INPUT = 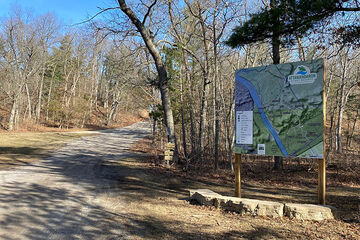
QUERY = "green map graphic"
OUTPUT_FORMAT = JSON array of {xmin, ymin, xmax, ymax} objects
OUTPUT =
[{"xmin": 235, "ymin": 59, "xmax": 324, "ymax": 158}]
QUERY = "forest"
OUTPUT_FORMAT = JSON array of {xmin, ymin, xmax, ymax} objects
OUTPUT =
[{"xmin": 0, "ymin": 0, "xmax": 359, "ymax": 171}]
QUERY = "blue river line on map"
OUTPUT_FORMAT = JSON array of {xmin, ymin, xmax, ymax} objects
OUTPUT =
[{"xmin": 236, "ymin": 72, "xmax": 289, "ymax": 156}]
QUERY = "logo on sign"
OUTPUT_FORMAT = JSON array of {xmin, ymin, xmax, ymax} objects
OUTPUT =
[{"xmin": 288, "ymin": 65, "xmax": 317, "ymax": 85}]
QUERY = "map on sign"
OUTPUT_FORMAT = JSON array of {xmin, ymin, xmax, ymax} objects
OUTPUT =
[{"xmin": 235, "ymin": 59, "xmax": 324, "ymax": 158}]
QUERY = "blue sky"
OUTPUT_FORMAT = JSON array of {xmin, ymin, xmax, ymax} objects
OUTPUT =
[{"xmin": 0, "ymin": 0, "xmax": 115, "ymax": 24}]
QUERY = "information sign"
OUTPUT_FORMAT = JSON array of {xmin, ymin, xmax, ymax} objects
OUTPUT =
[{"xmin": 235, "ymin": 59, "xmax": 324, "ymax": 158}]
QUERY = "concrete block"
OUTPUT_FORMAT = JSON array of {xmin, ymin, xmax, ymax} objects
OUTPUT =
[
  {"xmin": 189, "ymin": 189, "xmax": 222, "ymax": 206},
  {"xmin": 221, "ymin": 196, "xmax": 243, "ymax": 212},
  {"xmin": 284, "ymin": 203, "xmax": 334, "ymax": 221},
  {"xmin": 256, "ymin": 200, "xmax": 284, "ymax": 217},
  {"xmin": 239, "ymin": 198, "xmax": 259, "ymax": 216},
  {"xmin": 188, "ymin": 189, "xmax": 333, "ymax": 221}
]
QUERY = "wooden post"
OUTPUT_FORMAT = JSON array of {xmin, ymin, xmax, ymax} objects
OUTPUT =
[
  {"xmin": 235, "ymin": 154, "xmax": 241, "ymax": 198},
  {"xmin": 318, "ymin": 58, "xmax": 326, "ymax": 205},
  {"xmin": 318, "ymin": 158, "xmax": 326, "ymax": 204},
  {"xmin": 164, "ymin": 143, "xmax": 175, "ymax": 168}
]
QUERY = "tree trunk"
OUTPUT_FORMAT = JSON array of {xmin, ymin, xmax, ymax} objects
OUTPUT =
[
  {"xmin": 198, "ymin": 71, "xmax": 209, "ymax": 158},
  {"xmin": 107, "ymin": 100, "xmax": 119, "ymax": 126},
  {"xmin": 183, "ymin": 50, "xmax": 196, "ymax": 157},
  {"xmin": 14, "ymin": 104, "xmax": 20, "ymax": 129},
  {"xmin": 335, "ymin": 52, "xmax": 349, "ymax": 153},
  {"xmin": 179, "ymin": 63, "xmax": 188, "ymax": 159},
  {"xmin": 198, "ymin": 17, "xmax": 211, "ymax": 159},
  {"xmin": 213, "ymin": 57, "xmax": 220, "ymax": 170},
  {"xmin": 46, "ymin": 67, "xmax": 55, "ymax": 121},
  {"xmin": 118, "ymin": 0, "xmax": 176, "ymax": 146},
  {"xmin": 8, "ymin": 99, "xmax": 18, "ymax": 130},
  {"xmin": 36, "ymin": 65, "xmax": 45, "ymax": 122},
  {"xmin": 25, "ymin": 83, "xmax": 32, "ymax": 119},
  {"xmin": 347, "ymin": 109, "xmax": 359, "ymax": 148},
  {"xmin": 335, "ymin": 91, "xmax": 344, "ymax": 153},
  {"xmin": 271, "ymin": 0, "xmax": 281, "ymax": 65},
  {"xmin": 297, "ymin": 36, "xmax": 306, "ymax": 61},
  {"xmin": 212, "ymin": 11, "xmax": 220, "ymax": 170},
  {"xmin": 104, "ymin": 82, "xmax": 109, "ymax": 109}
]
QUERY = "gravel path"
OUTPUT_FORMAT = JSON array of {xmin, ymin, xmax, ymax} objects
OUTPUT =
[{"xmin": 0, "ymin": 122, "xmax": 150, "ymax": 240}]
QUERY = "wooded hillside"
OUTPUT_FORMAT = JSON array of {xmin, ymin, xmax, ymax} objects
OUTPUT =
[
  {"xmin": 0, "ymin": 10, "xmax": 149, "ymax": 131},
  {"xmin": 0, "ymin": 0, "xmax": 359, "ymax": 168}
]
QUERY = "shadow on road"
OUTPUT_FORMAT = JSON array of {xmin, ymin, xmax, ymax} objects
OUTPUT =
[{"xmin": 0, "ymin": 182, "xmax": 127, "ymax": 240}]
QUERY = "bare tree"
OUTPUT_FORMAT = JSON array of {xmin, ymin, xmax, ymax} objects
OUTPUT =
[
  {"xmin": 117, "ymin": 0, "xmax": 176, "ymax": 147},
  {"xmin": 0, "ymin": 10, "xmax": 53, "ymax": 129}
]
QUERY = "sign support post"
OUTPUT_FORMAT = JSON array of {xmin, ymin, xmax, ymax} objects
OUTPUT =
[
  {"xmin": 318, "ymin": 58, "xmax": 326, "ymax": 205},
  {"xmin": 235, "ymin": 154, "xmax": 241, "ymax": 198},
  {"xmin": 318, "ymin": 158, "xmax": 326, "ymax": 204},
  {"xmin": 164, "ymin": 143, "xmax": 175, "ymax": 168}
]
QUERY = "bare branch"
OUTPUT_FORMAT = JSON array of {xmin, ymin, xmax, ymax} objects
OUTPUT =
[
  {"xmin": 72, "ymin": 7, "xmax": 120, "ymax": 26},
  {"xmin": 142, "ymin": 0, "xmax": 158, "ymax": 25}
]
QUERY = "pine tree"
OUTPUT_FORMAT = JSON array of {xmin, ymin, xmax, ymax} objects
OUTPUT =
[{"xmin": 226, "ymin": 0, "xmax": 360, "ymax": 49}]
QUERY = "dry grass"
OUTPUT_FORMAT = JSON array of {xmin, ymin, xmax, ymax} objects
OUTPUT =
[
  {"xmin": 0, "ymin": 132, "xmax": 94, "ymax": 169},
  {"xmin": 113, "ymin": 156, "xmax": 360, "ymax": 240},
  {"xmin": 125, "ymin": 137, "xmax": 360, "ymax": 239}
]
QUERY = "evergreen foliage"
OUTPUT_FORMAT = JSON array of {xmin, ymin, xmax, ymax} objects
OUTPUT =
[{"xmin": 226, "ymin": 0, "xmax": 360, "ymax": 48}]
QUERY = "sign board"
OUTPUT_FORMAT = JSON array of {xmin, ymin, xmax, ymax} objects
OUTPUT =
[
  {"xmin": 164, "ymin": 142, "xmax": 175, "ymax": 161},
  {"xmin": 235, "ymin": 59, "xmax": 324, "ymax": 158}
]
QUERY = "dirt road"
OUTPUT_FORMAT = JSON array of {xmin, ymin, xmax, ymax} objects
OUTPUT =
[
  {"xmin": 1, "ymin": 122, "xmax": 359, "ymax": 240},
  {"xmin": 0, "ymin": 122, "xmax": 151, "ymax": 240}
]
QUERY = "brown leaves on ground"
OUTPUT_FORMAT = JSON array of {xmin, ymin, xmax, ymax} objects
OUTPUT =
[
  {"xmin": 0, "ymin": 110, "xmax": 143, "ymax": 133},
  {"xmin": 128, "ymin": 137, "xmax": 360, "ymax": 239}
]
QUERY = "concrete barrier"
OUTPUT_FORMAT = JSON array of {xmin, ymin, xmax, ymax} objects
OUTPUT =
[
  {"xmin": 189, "ymin": 189, "xmax": 334, "ymax": 221},
  {"xmin": 189, "ymin": 189, "xmax": 223, "ymax": 206},
  {"xmin": 284, "ymin": 203, "xmax": 334, "ymax": 221}
]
